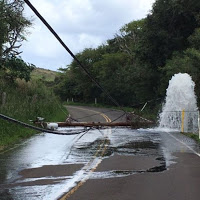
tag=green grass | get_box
[31,67,58,82]
[182,132,200,143]
[0,78,68,150]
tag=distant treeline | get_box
[54,0,200,108]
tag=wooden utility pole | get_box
[35,121,154,129]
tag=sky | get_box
[21,0,155,71]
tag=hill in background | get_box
[31,68,58,82]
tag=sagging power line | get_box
[0,113,90,135]
[23,0,126,114]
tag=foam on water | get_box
[159,73,198,132]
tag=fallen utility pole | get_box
[35,121,154,129]
[58,122,132,127]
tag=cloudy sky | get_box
[21,0,155,71]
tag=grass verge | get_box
[0,79,68,150]
[182,132,200,143]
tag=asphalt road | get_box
[62,106,200,200]
[65,105,127,123]
[0,106,200,200]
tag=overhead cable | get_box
[0,113,90,135]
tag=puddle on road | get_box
[117,140,158,149]
[90,164,167,180]
[84,129,169,180]
[71,129,169,178]
[147,164,166,173]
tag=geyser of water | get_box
[159,73,198,132]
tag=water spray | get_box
[159,73,198,133]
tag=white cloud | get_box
[21,0,155,71]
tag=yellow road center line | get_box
[67,106,111,123]
[59,106,112,200]
[101,113,111,122]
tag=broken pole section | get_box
[35,121,154,129]
[58,122,132,127]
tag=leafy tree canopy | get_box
[137,0,200,69]
[55,0,200,107]
[0,0,33,82]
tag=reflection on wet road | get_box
[0,127,200,200]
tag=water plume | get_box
[159,73,198,132]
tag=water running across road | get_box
[0,126,200,199]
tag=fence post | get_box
[141,102,147,112]
[181,109,185,133]
[1,92,6,107]
[95,98,97,105]
[198,111,200,139]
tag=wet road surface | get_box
[0,106,200,200]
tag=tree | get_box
[0,0,31,60]
[137,0,200,69]
[188,28,200,50]
[54,0,200,108]
[0,0,33,82]
[54,48,105,102]
[3,57,35,82]
[115,19,145,61]
[160,28,200,103]
[0,1,6,59]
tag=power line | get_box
[111,112,126,123]
[23,0,125,114]
[0,113,90,135]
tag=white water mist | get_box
[159,73,198,132]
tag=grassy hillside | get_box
[0,78,67,149]
[31,68,58,82]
